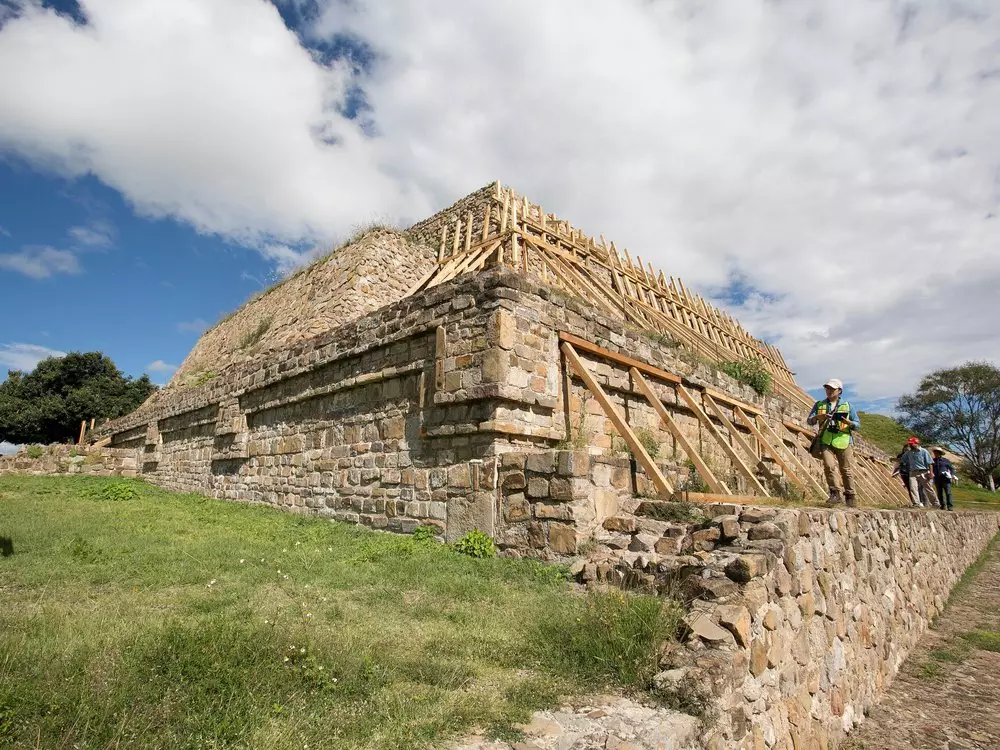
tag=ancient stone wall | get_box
[571,502,1000,749]
[0,444,139,477]
[169,229,436,387]
[405,183,497,252]
[91,268,899,554]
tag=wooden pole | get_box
[561,342,673,497]
[630,369,730,495]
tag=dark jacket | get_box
[933,456,955,483]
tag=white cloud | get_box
[145,359,178,373]
[0,225,10,237]
[68,219,114,247]
[0,0,998,400]
[0,342,66,373]
[176,318,209,334]
[0,245,81,278]
[0,0,424,254]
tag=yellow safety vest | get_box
[813,400,853,450]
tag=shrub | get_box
[642,499,709,527]
[453,529,497,559]
[411,525,438,543]
[84,480,142,502]
[717,359,773,396]
[25,445,44,459]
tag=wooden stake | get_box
[631,369,730,495]
[561,342,673,497]
[676,386,769,496]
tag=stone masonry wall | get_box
[169,229,436,387]
[570,503,1000,749]
[85,267,904,558]
[0,444,139,477]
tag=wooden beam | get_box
[561,342,673,497]
[559,332,680,384]
[77,420,87,445]
[733,407,812,494]
[630,368,730,495]
[701,393,778,482]
[753,413,828,498]
[676,385,769,497]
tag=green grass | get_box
[953,482,1000,510]
[960,629,1000,652]
[0,476,680,750]
[857,411,916,457]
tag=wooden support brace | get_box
[561,342,673,497]
[751,413,828,498]
[702,394,779,486]
[676,385,769,497]
[630,369,730,495]
[733,407,813,494]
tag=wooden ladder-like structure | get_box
[560,334,909,507]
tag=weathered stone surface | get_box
[725,554,768,583]
[717,605,752,647]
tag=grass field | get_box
[0,476,680,750]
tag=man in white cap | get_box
[807,378,861,506]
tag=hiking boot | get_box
[844,493,857,508]
[827,489,843,506]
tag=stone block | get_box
[629,533,659,552]
[548,477,573,501]
[717,605,751,647]
[603,516,638,533]
[548,523,577,554]
[557,450,590,477]
[534,502,572,521]
[525,452,556,474]
[527,476,550,498]
[725,554,768,583]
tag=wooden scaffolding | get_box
[407,182,906,506]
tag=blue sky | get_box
[0,0,997,411]
[0,159,278,384]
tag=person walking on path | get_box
[807,378,861,507]
[900,437,937,508]
[931,447,956,511]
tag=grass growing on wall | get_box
[0,476,681,750]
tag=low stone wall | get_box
[574,504,1000,749]
[0,445,139,477]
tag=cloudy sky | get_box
[0,0,998,410]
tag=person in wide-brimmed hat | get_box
[899,437,937,508]
[807,378,861,507]
[931,446,956,511]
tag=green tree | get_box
[897,362,1000,489]
[0,352,157,445]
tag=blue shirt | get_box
[901,447,933,473]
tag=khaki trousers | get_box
[821,443,856,497]
[907,472,936,507]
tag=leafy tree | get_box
[897,362,1000,489]
[0,352,157,445]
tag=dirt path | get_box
[844,538,1000,750]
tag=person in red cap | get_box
[900,437,936,508]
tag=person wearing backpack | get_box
[931,446,956,511]
[807,378,861,507]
